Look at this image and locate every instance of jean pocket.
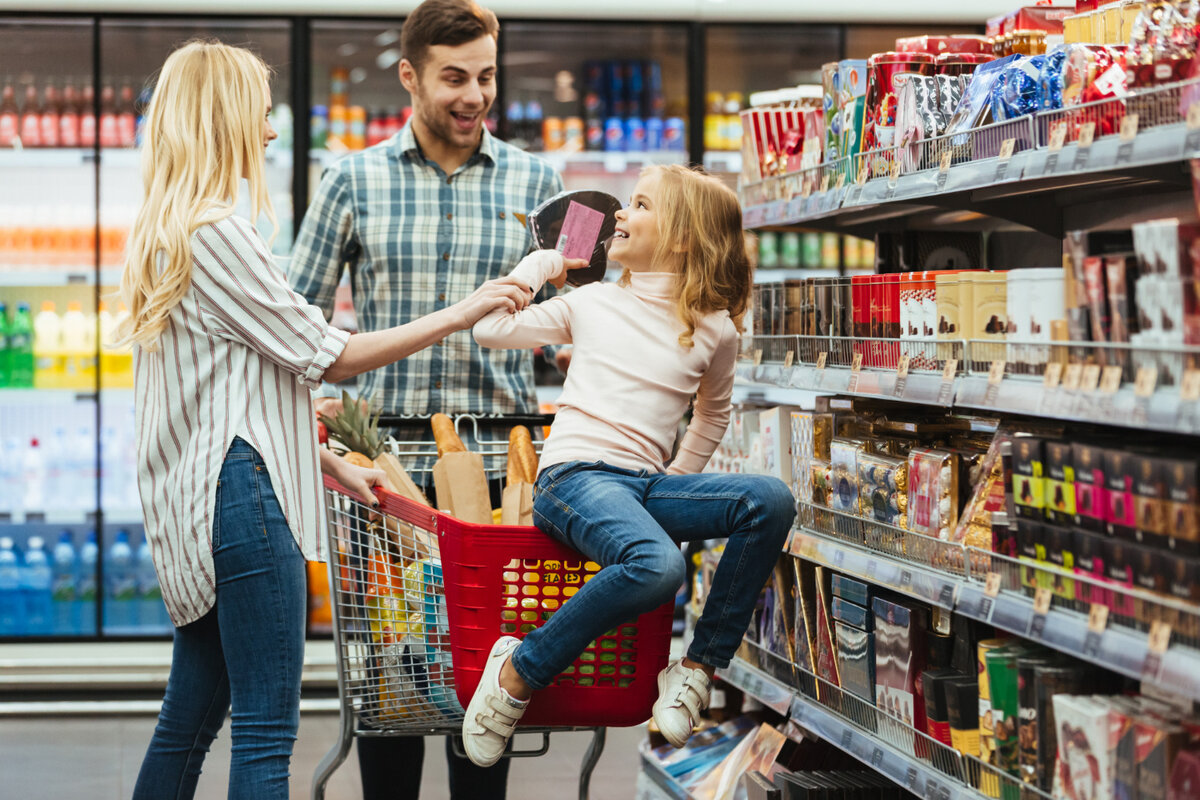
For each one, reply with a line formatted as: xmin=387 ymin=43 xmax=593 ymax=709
xmin=538 ymin=459 xmax=604 ymax=493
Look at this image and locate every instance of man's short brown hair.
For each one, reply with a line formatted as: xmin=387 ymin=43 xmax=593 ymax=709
xmin=401 ymin=0 xmax=499 ymax=72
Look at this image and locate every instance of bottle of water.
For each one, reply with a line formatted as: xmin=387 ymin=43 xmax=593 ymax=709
xmin=0 ymin=438 xmax=17 ymax=514
xmin=0 ymin=301 xmax=10 ymax=387
xmin=75 ymin=423 xmax=96 ymax=513
xmin=22 ymin=437 xmax=46 ymax=515
xmin=52 ymin=531 xmax=79 ymax=635
xmin=21 ymin=536 xmax=52 ymax=635
xmin=135 ymin=534 xmax=165 ymax=630
xmin=105 ymin=529 xmax=135 ymax=632
xmin=0 ymin=538 xmax=23 ymax=635
xmin=47 ymin=427 xmax=70 ymax=510
xmin=78 ymin=530 xmax=98 ymax=635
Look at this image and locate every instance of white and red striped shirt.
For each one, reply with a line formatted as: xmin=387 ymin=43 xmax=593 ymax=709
xmin=133 ymin=214 xmax=350 ymax=627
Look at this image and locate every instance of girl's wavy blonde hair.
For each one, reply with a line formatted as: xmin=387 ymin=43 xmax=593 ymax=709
xmin=621 ymin=164 xmax=752 ymax=348
xmin=118 ymin=40 xmax=275 ymax=350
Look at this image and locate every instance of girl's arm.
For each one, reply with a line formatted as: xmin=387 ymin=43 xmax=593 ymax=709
xmin=666 ymin=323 xmax=738 ymax=475
xmin=473 ymin=250 xmax=577 ymax=350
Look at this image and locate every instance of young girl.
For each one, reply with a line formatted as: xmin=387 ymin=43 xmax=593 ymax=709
xmin=465 ymin=164 xmax=796 ymax=767
xmin=123 ymin=41 xmax=531 ymax=799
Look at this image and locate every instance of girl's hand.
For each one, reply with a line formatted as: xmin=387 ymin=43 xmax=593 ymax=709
xmin=550 ymin=257 xmax=590 ymax=290
xmin=450 ymin=276 xmax=534 ymax=328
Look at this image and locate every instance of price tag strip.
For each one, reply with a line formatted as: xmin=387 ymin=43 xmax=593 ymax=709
xmin=979 ymin=570 xmax=1003 ymax=621
xmin=995 ymin=138 xmax=1016 ymax=181
xmin=937 ymin=151 xmax=952 ymax=190
xmin=1179 ymin=369 xmax=1200 ymax=429
xmin=783 ymin=350 xmax=795 ymax=369
xmin=1073 ymin=121 xmax=1096 ymax=171
xmin=1187 ymin=103 xmax=1200 ymax=154
xmin=1028 ymin=586 xmax=1053 ymax=639
xmin=983 ymin=359 xmax=1006 ymax=406
xmin=753 ymin=349 xmax=764 ymax=366
xmin=894 ymin=354 xmax=910 ymax=398
xmin=937 ymin=358 xmax=958 ymax=405
xmin=1116 ymin=113 xmax=1139 ymax=163
xmin=847 ymin=352 xmax=864 ymax=393
xmin=1143 ymin=620 xmax=1172 ymax=682
xmin=1083 ymin=602 xmax=1109 ymax=658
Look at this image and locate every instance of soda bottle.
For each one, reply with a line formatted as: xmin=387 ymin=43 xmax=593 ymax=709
xmin=117 ymin=80 xmax=136 ymax=147
xmin=8 ymin=302 xmax=34 ymax=387
xmin=98 ymin=82 xmax=118 ymax=148
xmin=0 ymin=538 xmax=22 ymax=635
xmin=20 ymin=536 xmax=52 ymax=635
xmin=78 ymin=530 xmax=98 ymax=634
xmin=39 ymin=81 xmax=60 ymax=148
xmin=52 ymin=531 xmax=79 ymax=635
xmin=0 ymin=77 xmax=18 ymax=147
xmin=60 ymin=300 xmax=93 ymax=390
xmin=0 ymin=302 xmax=9 ymax=387
xmin=78 ymin=83 xmax=96 ymax=148
xmin=19 ymin=84 xmax=41 ymax=147
xmin=23 ymin=437 xmax=46 ymax=514
xmin=524 ymin=100 xmax=544 ymax=151
xmin=105 ymin=529 xmax=135 ymax=632
xmin=135 ymin=535 xmax=165 ymax=629
xmin=32 ymin=301 xmax=61 ymax=389
xmin=59 ymin=77 xmax=79 ymax=148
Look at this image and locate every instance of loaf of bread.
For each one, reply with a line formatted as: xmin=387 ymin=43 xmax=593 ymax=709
xmin=506 ymin=425 xmax=538 ymax=487
xmin=431 ymin=413 xmax=467 ymax=458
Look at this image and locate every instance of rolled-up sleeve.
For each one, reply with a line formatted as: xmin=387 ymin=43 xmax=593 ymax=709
xmin=192 ymin=216 xmax=350 ymax=390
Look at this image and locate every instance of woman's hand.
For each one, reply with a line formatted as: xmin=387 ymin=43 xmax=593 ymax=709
xmin=448 ymin=276 xmax=534 ymax=329
xmin=319 ymin=448 xmax=386 ymax=507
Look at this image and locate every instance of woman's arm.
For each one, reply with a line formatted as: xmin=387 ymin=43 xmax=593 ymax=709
xmin=319 ymin=447 xmax=386 ymax=507
xmin=473 ymin=250 xmax=583 ymax=349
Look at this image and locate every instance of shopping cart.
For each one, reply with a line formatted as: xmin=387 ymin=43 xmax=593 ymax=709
xmin=312 ymin=414 xmax=676 ymax=800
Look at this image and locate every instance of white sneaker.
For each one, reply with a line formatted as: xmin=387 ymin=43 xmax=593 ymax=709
xmin=652 ymin=659 xmax=712 ymax=748
xmin=462 ymin=636 xmax=528 ymax=767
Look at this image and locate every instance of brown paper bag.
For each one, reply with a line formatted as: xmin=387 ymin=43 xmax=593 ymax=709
xmin=432 ymin=451 xmax=492 ymax=525
xmin=373 ymin=452 xmax=431 ymax=507
xmin=501 ymin=482 xmax=534 ymax=526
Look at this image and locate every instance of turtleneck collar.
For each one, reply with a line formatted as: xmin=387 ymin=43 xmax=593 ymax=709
xmin=625 ymin=270 xmax=677 ymax=301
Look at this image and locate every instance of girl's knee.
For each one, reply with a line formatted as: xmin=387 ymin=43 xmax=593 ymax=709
xmin=631 ymin=544 xmax=686 ymax=603
xmin=747 ymin=476 xmax=796 ymax=529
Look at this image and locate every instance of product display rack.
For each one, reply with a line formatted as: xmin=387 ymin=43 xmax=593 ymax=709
xmin=731 ymin=55 xmax=1200 ymax=800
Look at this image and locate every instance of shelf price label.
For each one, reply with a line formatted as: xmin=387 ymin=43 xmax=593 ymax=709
xmin=1135 ymin=366 xmax=1158 ymax=398
xmin=983 ymin=359 xmax=1006 ymax=405
xmin=1080 ymin=363 xmax=1102 ymax=394
xmin=1143 ymin=620 xmax=1172 ymax=681
xmin=816 ymin=351 xmax=828 ymax=370
xmin=1182 ymin=369 xmax=1200 ymax=402
xmin=1029 ymin=586 xmax=1053 ymax=639
xmin=936 ymin=150 xmax=953 ymax=190
xmin=937 ymin=358 xmax=958 ymax=405
xmin=1044 ymin=362 xmax=1064 ymax=389
xmin=856 ymin=162 xmax=869 ymax=185
xmin=847 ymin=352 xmax=864 ymax=393
xmin=1120 ymin=114 xmax=1140 ymax=142
xmin=820 ymin=174 xmax=831 ymax=194
xmin=841 ymin=727 xmax=854 ymax=751
xmin=851 ymin=353 xmax=863 ymax=371
xmin=836 ymin=172 xmax=847 ymax=190
xmin=1049 ymin=123 xmax=1068 ymax=152
xmin=995 ymin=138 xmax=1016 ymax=181
xmin=899 ymin=569 xmax=913 ymax=590
xmin=1186 ymin=104 xmax=1200 ymax=154
xmin=1084 ymin=603 xmax=1109 ymax=658
xmin=783 ymin=350 xmax=795 ymax=369
xmin=1100 ymin=364 xmax=1123 ymax=394
xmin=753 ymin=349 xmax=764 ymax=366
xmin=894 ymin=354 xmax=911 ymax=397
xmin=979 ymin=571 xmax=1003 ymax=620
xmin=870 ymin=746 xmax=884 ymax=768
xmin=1074 ymin=121 xmax=1096 ymax=170
xmin=1062 ymin=363 xmax=1084 ymax=392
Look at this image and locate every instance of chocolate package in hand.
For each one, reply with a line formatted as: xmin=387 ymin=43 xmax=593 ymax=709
xmin=526 ymin=190 xmax=622 ymax=287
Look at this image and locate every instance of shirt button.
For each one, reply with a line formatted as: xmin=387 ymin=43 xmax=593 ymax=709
xmin=498 ymin=211 xmax=506 ymax=219
xmin=446 ymin=177 xmax=453 ymax=185
xmin=442 ymin=252 xmax=450 ymax=261
xmin=446 ymin=213 xmax=453 ymax=220
xmin=439 ymin=293 xmax=446 ymax=301
xmin=435 ymin=381 xmax=442 ymax=389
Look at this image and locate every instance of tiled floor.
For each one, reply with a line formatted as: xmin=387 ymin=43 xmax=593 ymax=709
xmin=0 ymin=712 xmax=647 ymax=799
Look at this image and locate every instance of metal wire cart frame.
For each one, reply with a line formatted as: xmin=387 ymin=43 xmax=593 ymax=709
xmin=312 ymin=414 xmax=673 ymax=800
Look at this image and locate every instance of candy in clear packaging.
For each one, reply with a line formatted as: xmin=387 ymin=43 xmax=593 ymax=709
xmin=945 ymin=54 xmax=1021 ymax=135
xmin=1037 ymin=45 xmax=1069 ymax=111
xmin=858 ymin=453 xmax=907 ymax=525
xmin=992 ymin=55 xmax=1045 ymax=121
xmin=907 ymin=448 xmax=959 ymax=541
xmin=831 ymin=438 xmax=866 ymax=514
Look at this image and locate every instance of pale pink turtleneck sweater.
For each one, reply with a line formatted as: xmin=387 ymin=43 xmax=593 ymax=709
xmin=473 ymin=250 xmax=739 ymax=476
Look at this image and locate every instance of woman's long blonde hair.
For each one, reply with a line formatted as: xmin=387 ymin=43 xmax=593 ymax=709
xmin=625 ymin=164 xmax=752 ymax=348
xmin=119 ymin=40 xmax=275 ymax=349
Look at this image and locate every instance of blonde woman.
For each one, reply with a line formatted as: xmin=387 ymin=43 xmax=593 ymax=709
xmin=466 ymin=165 xmax=796 ymax=765
xmin=124 ymin=41 xmax=531 ymax=799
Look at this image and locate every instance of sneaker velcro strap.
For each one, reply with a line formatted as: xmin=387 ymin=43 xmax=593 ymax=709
xmin=682 ymin=672 xmax=710 ymax=700
xmin=478 ymin=713 xmax=517 ymax=738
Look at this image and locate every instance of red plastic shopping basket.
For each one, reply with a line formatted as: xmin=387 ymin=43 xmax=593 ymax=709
xmin=371 ymin=484 xmax=675 ymax=729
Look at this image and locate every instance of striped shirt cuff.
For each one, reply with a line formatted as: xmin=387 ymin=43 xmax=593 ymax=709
xmin=300 ymin=326 xmax=351 ymax=390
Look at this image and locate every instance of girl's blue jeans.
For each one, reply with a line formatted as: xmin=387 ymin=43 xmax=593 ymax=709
xmin=510 ymin=461 xmax=795 ymax=691
xmin=133 ymin=437 xmax=306 ymax=800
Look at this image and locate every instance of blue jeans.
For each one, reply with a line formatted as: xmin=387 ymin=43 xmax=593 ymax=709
xmin=511 ymin=462 xmax=795 ymax=690
xmin=133 ymin=437 xmax=307 ymax=800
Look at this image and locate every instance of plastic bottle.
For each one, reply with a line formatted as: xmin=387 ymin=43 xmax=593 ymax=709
xmin=52 ymin=531 xmax=79 ymax=635
xmin=32 ymin=301 xmax=60 ymax=389
xmin=0 ymin=77 xmax=18 ymax=147
xmin=105 ymin=529 xmax=135 ymax=632
xmin=21 ymin=536 xmax=51 ymax=635
xmin=0 ymin=302 xmax=9 ymax=387
xmin=78 ymin=83 xmax=95 ymax=148
xmin=116 ymin=80 xmax=136 ymax=147
xmin=39 ymin=81 xmax=60 ymax=149
xmin=19 ymin=84 xmax=40 ymax=147
xmin=0 ymin=439 xmax=18 ymax=513
xmin=23 ymin=437 xmax=46 ymax=514
xmin=0 ymin=538 xmax=22 ymax=635
xmin=98 ymin=82 xmax=118 ymax=149
xmin=59 ymin=77 xmax=79 ymax=148
xmin=8 ymin=302 xmax=33 ymax=388
xmin=136 ymin=535 xmax=165 ymax=629
xmin=75 ymin=423 xmax=96 ymax=512
xmin=46 ymin=427 xmax=70 ymax=509
xmin=60 ymin=300 xmax=93 ymax=390
xmin=78 ymin=530 xmax=97 ymax=634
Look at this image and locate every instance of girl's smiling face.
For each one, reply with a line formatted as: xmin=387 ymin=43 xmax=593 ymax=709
xmin=609 ymin=172 xmax=673 ymax=273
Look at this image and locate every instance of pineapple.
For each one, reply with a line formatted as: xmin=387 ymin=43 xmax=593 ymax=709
xmin=319 ymin=391 xmax=384 ymax=462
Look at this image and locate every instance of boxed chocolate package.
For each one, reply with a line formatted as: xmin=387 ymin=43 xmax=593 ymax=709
xmin=977 ymin=638 xmax=1011 ymax=776
xmin=952 ymin=613 xmax=992 ymax=676
xmin=1015 ymin=518 xmax=1047 ymax=591
xmin=1044 ymin=524 xmax=1076 ymax=600
xmin=831 ymin=596 xmax=873 ymax=631
xmin=760 ymin=406 xmax=802 ymax=489
xmin=1135 ymin=710 xmax=1188 ymax=800
xmin=1031 ymin=662 xmax=1089 ymax=792
xmin=831 ymin=573 xmax=871 ymax=608
xmin=1073 ymin=530 xmax=1109 ymax=607
xmin=908 ymin=448 xmax=959 ymax=540
xmin=1012 ymin=438 xmax=1046 ymax=521
xmin=1164 ymin=554 xmax=1200 ymax=640
xmin=922 ymin=668 xmax=960 ymax=748
xmin=857 ymin=452 xmax=908 ymax=526
xmin=1104 ymin=538 xmax=1137 ymax=619
xmin=1133 ymin=455 xmax=1167 ymax=549
xmin=1016 ymin=652 xmax=1065 ymax=789
xmin=945 ymin=674 xmax=981 ymax=757
xmin=830 ymin=438 xmax=866 ymax=514
xmin=1053 ymin=694 xmax=1116 ymax=800
xmin=1043 ymin=441 xmax=1076 ymax=525
xmin=872 ymin=597 xmax=928 ymax=733
xmin=1105 ymin=448 xmax=1138 ymax=541
xmin=986 ymin=643 xmax=1043 ymax=783
xmin=1105 ymin=255 xmax=1139 ymax=349
xmin=835 ymin=620 xmax=875 ymax=704
xmin=1096 ymin=696 xmax=1140 ymax=800
xmin=1163 ymin=457 xmax=1200 ymax=556
xmin=1131 ymin=541 xmax=1167 ymax=626
xmin=1073 ymin=443 xmax=1108 ymax=533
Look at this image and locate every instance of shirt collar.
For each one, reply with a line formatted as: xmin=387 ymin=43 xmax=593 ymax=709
xmin=395 ymin=122 xmax=498 ymax=168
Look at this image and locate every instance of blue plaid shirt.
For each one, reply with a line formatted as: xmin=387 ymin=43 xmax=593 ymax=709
xmin=289 ymin=124 xmax=563 ymax=422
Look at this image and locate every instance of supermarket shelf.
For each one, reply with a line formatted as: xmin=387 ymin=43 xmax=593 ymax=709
xmin=739 ymin=335 xmax=1200 ymax=436
xmin=753 ymin=268 xmax=841 ymax=284
xmin=309 ymin=147 xmax=686 ymax=175
xmin=638 ymin=742 xmax=698 ymax=800
xmin=0 ymin=388 xmax=134 ymax=404
xmin=0 ymin=269 xmax=122 ymax=286
xmin=0 ymin=147 xmax=292 ymax=172
xmin=702 ymin=151 xmax=742 ymax=176
xmin=786 ymin=512 xmax=1200 ymax=703
xmin=739 ymin=80 xmax=1200 ymax=239
xmin=718 ymin=655 xmax=1021 ymax=800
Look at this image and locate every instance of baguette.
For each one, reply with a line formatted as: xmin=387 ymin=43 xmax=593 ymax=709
xmin=507 ymin=425 xmax=539 ymax=486
xmin=431 ymin=413 xmax=467 ymax=458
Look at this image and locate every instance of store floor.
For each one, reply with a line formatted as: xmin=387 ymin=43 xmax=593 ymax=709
xmin=0 ymin=712 xmax=646 ymax=799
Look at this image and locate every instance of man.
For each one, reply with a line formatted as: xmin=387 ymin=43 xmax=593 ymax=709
xmin=288 ymin=1 xmax=563 ymax=797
